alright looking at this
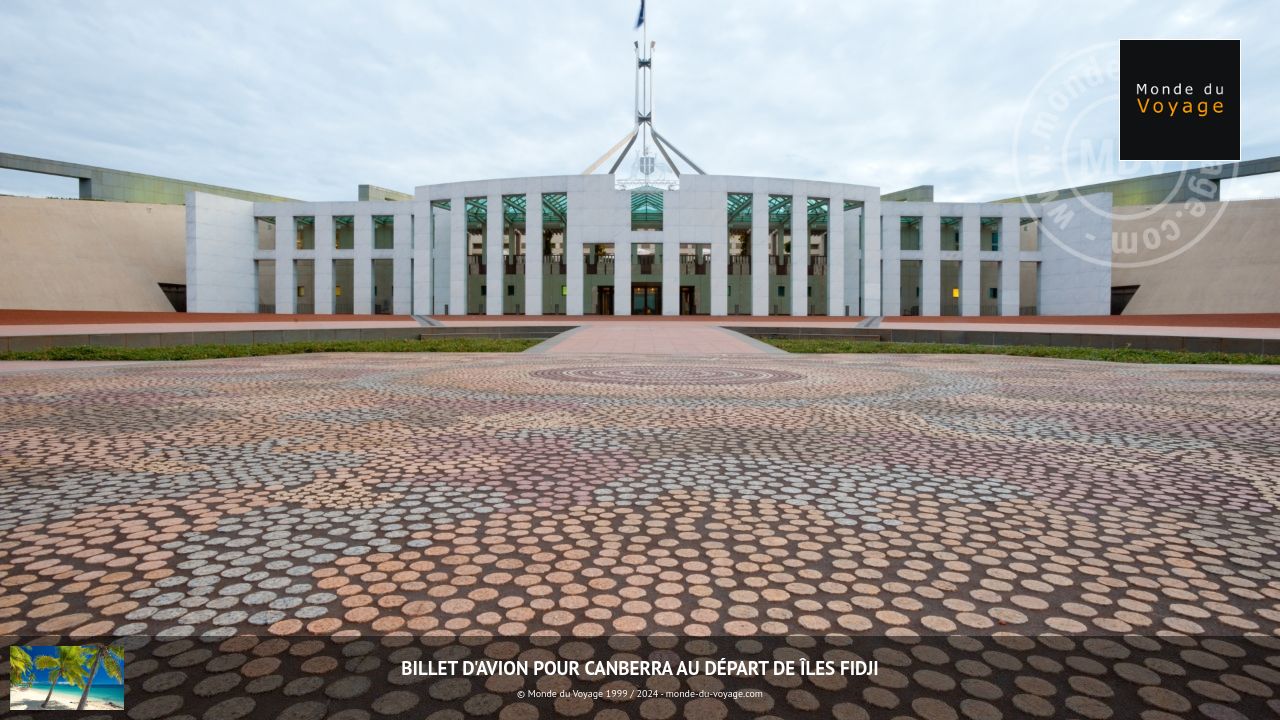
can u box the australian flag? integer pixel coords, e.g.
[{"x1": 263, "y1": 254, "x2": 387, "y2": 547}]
[{"x1": 635, "y1": 0, "x2": 645, "y2": 29}]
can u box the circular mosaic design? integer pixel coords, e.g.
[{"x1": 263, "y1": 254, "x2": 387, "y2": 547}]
[
  {"x1": 530, "y1": 364, "x2": 804, "y2": 386},
  {"x1": 0, "y1": 353, "x2": 1277, "y2": 719}
]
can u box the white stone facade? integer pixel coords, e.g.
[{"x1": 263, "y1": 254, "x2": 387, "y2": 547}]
[{"x1": 187, "y1": 175, "x2": 1111, "y2": 317}]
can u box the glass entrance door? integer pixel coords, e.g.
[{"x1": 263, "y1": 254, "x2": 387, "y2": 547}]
[
  {"x1": 597, "y1": 286, "x2": 614, "y2": 315},
  {"x1": 680, "y1": 286, "x2": 696, "y2": 315},
  {"x1": 632, "y1": 284, "x2": 661, "y2": 315}
]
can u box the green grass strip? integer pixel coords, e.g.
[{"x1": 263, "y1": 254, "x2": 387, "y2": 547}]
[
  {"x1": 764, "y1": 339, "x2": 1279, "y2": 365},
  {"x1": 0, "y1": 337, "x2": 541, "y2": 361}
]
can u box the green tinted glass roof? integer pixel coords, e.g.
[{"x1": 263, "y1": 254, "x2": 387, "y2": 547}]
[
  {"x1": 543, "y1": 193, "x2": 567, "y2": 226},
  {"x1": 631, "y1": 188, "x2": 663, "y2": 226},
  {"x1": 728, "y1": 193, "x2": 752, "y2": 225}
]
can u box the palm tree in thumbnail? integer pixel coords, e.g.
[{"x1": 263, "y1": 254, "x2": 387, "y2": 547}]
[
  {"x1": 9, "y1": 645, "x2": 35, "y2": 687},
  {"x1": 35, "y1": 645, "x2": 87, "y2": 709},
  {"x1": 76, "y1": 642, "x2": 126, "y2": 711}
]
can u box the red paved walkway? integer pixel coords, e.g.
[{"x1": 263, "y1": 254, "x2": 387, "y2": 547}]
[{"x1": 538, "y1": 322, "x2": 774, "y2": 355}]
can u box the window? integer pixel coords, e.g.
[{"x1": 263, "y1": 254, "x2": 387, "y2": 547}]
[
  {"x1": 900, "y1": 217, "x2": 922, "y2": 251},
  {"x1": 631, "y1": 189, "x2": 663, "y2": 230},
  {"x1": 295, "y1": 217, "x2": 315, "y2": 250},
  {"x1": 941, "y1": 218, "x2": 961, "y2": 251},
  {"x1": 372, "y1": 259, "x2": 393, "y2": 314},
  {"x1": 777, "y1": 286, "x2": 786, "y2": 297},
  {"x1": 507, "y1": 285, "x2": 515, "y2": 296},
  {"x1": 768, "y1": 195, "x2": 793, "y2": 264},
  {"x1": 466, "y1": 198, "x2": 487, "y2": 256},
  {"x1": 980, "y1": 217, "x2": 1001, "y2": 251},
  {"x1": 255, "y1": 260, "x2": 275, "y2": 313},
  {"x1": 373, "y1": 216, "x2": 394, "y2": 250},
  {"x1": 255, "y1": 218, "x2": 275, "y2": 250},
  {"x1": 988, "y1": 287, "x2": 998, "y2": 299},
  {"x1": 335, "y1": 216, "x2": 354, "y2": 249}
]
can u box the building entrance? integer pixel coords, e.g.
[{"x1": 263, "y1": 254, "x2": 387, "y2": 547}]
[
  {"x1": 596, "y1": 286, "x2": 615, "y2": 315},
  {"x1": 680, "y1": 285, "x2": 696, "y2": 315},
  {"x1": 632, "y1": 283, "x2": 661, "y2": 315}
]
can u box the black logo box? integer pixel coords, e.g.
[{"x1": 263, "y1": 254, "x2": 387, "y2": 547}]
[{"x1": 1120, "y1": 39, "x2": 1240, "y2": 161}]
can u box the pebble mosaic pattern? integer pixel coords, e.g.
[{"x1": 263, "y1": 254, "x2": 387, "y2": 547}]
[
  {"x1": 529, "y1": 366, "x2": 804, "y2": 386},
  {"x1": 1, "y1": 353, "x2": 1279, "y2": 719}
]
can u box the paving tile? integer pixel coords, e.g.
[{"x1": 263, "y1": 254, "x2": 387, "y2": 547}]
[{"x1": 0, "y1": 352, "x2": 1277, "y2": 718}]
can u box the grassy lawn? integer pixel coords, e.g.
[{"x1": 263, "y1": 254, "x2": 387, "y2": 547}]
[
  {"x1": 0, "y1": 337, "x2": 542, "y2": 361},
  {"x1": 765, "y1": 339, "x2": 1280, "y2": 365}
]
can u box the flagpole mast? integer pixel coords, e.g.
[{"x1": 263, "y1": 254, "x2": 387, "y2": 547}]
[
  {"x1": 647, "y1": 19, "x2": 653, "y2": 159},
  {"x1": 582, "y1": 0, "x2": 704, "y2": 181},
  {"x1": 640, "y1": 5, "x2": 649, "y2": 160}
]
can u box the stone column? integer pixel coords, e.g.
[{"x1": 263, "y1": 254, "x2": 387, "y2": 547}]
[
  {"x1": 861, "y1": 197, "x2": 882, "y2": 316},
  {"x1": 1000, "y1": 211, "x2": 1022, "y2": 316},
  {"x1": 524, "y1": 191, "x2": 543, "y2": 315},
  {"x1": 880, "y1": 212, "x2": 901, "y2": 316},
  {"x1": 826, "y1": 195, "x2": 844, "y2": 316},
  {"x1": 789, "y1": 194, "x2": 807, "y2": 317},
  {"x1": 961, "y1": 208, "x2": 981, "y2": 316},
  {"x1": 392, "y1": 212, "x2": 412, "y2": 315},
  {"x1": 274, "y1": 213, "x2": 295, "y2": 314},
  {"x1": 921, "y1": 209, "x2": 941, "y2": 316},
  {"x1": 662, "y1": 235, "x2": 679, "y2": 316},
  {"x1": 314, "y1": 214, "x2": 335, "y2": 314},
  {"x1": 449, "y1": 195, "x2": 466, "y2": 315},
  {"x1": 353, "y1": 214, "x2": 373, "y2": 315},
  {"x1": 486, "y1": 193, "x2": 503, "y2": 315},
  {"x1": 750, "y1": 191, "x2": 769, "y2": 316},
  {"x1": 566, "y1": 191, "x2": 583, "y2": 316},
  {"x1": 860, "y1": 198, "x2": 880, "y2": 316},
  {"x1": 844, "y1": 208, "x2": 862, "y2": 316},
  {"x1": 710, "y1": 217, "x2": 728, "y2": 316},
  {"x1": 615, "y1": 236, "x2": 631, "y2": 316},
  {"x1": 412, "y1": 204, "x2": 433, "y2": 315}
]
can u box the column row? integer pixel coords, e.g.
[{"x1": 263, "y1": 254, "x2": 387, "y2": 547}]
[
  {"x1": 255, "y1": 201, "x2": 1031, "y2": 318},
  {"x1": 879, "y1": 209, "x2": 1033, "y2": 317},
  {"x1": 258, "y1": 212, "x2": 413, "y2": 315}
]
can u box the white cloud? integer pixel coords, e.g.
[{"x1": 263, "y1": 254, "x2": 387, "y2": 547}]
[{"x1": 1, "y1": 0, "x2": 1275, "y2": 202}]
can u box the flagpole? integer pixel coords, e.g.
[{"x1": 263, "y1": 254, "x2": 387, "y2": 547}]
[
  {"x1": 641, "y1": 3, "x2": 649, "y2": 159},
  {"x1": 582, "y1": 0, "x2": 704, "y2": 180}
]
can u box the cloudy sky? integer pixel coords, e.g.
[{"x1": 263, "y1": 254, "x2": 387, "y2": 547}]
[{"x1": 2, "y1": 0, "x2": 1278, "y2": 201}]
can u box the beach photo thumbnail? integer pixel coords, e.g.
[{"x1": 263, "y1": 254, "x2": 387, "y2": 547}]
[{"x1": 8, "y1": 644, "x2": 124, "y2": 712}]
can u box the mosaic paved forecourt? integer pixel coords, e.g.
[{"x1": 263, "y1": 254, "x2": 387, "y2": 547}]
[{"x1": 2, "y1": 353, "x2": 1279, "y2": 719}]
